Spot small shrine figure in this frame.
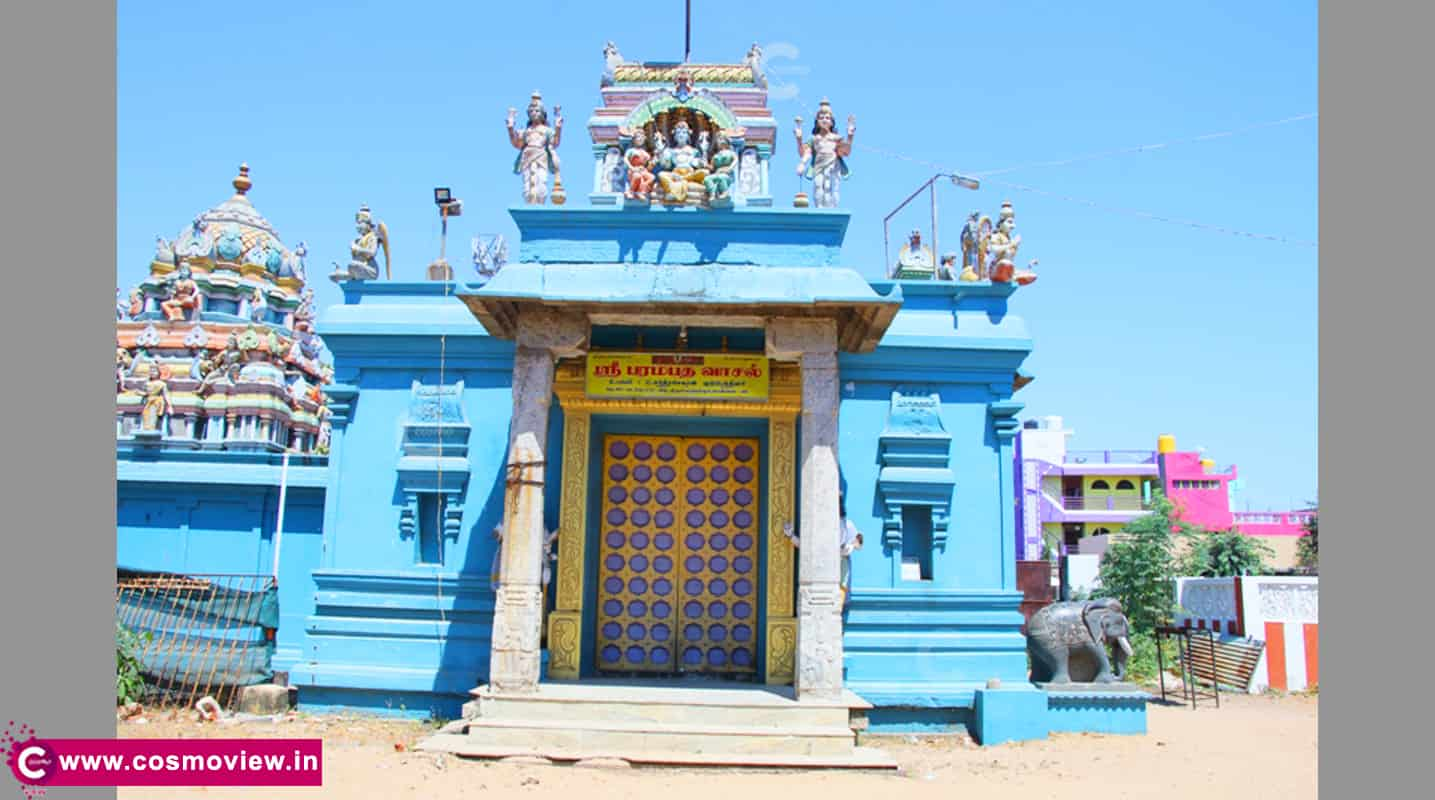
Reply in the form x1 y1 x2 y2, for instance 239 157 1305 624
782 491 864 607
175 216 210 262
249 287 269 323
116 347 133 391
745 42 767 89
622 128 656 201
795 99 855 209
314 413 332 456
655 120 709 204
188 351 213 382
939 253 960 281
127 288 145 319
160 265 200 322
959 212 987 279
116 288 125 320
138 364 172 433
293 288 317 333
154 235 175 268
279 241 308 283
330 205 390 282
600 41 625 87
601 146 625 193
703 132 739 206
985 201 1021 282
893 229 936 279
507 92 563 205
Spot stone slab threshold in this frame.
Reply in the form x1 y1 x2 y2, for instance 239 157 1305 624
417 734 899 770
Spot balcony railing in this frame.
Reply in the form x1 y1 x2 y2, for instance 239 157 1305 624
1061 495 1152 511
1064 450 1159 465
1234 511 1315 527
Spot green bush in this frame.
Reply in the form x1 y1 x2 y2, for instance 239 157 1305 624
116 623 150 705
1182 529 1274 577
1096 490 1194 636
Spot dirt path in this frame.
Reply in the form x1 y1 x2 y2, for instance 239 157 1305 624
118 691 1316 799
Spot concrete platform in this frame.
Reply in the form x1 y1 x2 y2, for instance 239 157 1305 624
417 678 896 769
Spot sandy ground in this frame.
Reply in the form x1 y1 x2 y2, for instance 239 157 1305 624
117 691 1316 799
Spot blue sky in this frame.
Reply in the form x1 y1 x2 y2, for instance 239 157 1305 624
117 1 1317 510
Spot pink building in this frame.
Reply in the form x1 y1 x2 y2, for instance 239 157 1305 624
1016 421 1314 571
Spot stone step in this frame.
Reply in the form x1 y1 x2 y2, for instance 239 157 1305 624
437 717 859 758
473 691 854 729
418 734 898 769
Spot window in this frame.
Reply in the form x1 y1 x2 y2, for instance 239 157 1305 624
1090 479 1111 491
416 494 443 565
1115 479 1135 490
900 506 933 581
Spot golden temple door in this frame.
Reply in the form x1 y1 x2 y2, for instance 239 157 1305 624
595 434 761 676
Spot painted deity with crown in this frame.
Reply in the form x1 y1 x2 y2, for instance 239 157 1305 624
795 99 855 208
507 92 565 205
655 120 710 205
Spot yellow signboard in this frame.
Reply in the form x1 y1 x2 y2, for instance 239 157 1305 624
585 353 770 401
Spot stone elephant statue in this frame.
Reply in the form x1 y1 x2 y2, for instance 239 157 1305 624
1027 598 1134 684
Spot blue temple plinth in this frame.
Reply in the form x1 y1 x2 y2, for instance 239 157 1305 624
1042 684 1150 735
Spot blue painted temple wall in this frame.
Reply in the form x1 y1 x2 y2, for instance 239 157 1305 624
116 473 325 674
116 276 1032 721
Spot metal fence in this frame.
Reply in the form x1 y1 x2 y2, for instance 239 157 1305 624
115 570 278 708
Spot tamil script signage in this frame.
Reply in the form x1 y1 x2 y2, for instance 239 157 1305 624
585 353 770 401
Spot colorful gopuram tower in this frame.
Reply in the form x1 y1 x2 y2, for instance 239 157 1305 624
116 164 332 453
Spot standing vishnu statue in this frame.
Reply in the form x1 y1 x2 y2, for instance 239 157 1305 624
795 98 855 208
507 92 564 205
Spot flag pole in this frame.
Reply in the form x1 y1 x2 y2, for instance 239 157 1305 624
684 0 692 62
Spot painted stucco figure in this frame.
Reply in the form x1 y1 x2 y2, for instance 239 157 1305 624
893 230 935 279
507 92 563 205
655 120 709 204
703 132 738 205
985 201 1021 282
331 205 390 282
161 266 200 322
138 364 172 433
622 128 656 201
795 99 854 209
1026 599 1133 684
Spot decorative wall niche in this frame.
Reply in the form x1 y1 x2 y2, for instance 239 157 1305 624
395 381 470 564
877 388 956 579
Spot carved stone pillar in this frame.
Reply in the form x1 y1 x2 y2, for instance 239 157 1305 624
488 311 586 694
768 318 843 701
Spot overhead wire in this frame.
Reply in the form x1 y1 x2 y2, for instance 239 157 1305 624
859 112 1318 248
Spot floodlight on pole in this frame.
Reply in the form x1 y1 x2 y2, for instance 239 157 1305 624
430 187 464 281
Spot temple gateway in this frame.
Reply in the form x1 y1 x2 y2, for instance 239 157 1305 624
116 44 1145 765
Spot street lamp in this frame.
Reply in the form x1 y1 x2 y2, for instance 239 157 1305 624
429 187 464 280
882 172 980 277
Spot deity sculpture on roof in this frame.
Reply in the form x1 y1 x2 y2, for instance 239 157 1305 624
161 265 200 322
215 224 245 264
893 229 936 279
507 92 564 205
138 364 172 433
279 241 308 282
703 132 738 206
655 120 710 205
984 201 1021 282
795 99 855 208
622 128 656 202
175 216 210 262
331 205 390 282
960 211 987 280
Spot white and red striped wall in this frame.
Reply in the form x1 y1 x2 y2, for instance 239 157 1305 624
1175 576 1318 692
